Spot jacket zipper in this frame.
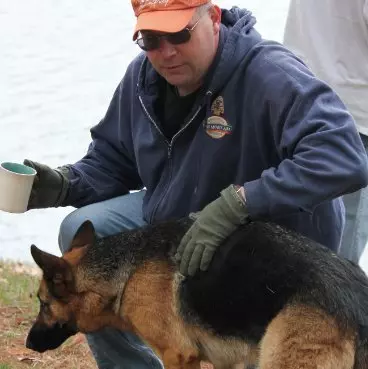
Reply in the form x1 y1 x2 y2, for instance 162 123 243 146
138 95 203 222
139 95 202 158
138 95 171 150
169 105 202 156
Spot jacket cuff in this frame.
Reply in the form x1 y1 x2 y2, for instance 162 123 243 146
54 166 71 207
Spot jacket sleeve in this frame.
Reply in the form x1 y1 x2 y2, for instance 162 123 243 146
63 74 143 208
243 45 368 218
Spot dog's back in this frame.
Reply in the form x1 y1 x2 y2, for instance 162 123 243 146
178 221 368 337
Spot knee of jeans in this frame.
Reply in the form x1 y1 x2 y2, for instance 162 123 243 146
58 209 87 254
58 193 147 255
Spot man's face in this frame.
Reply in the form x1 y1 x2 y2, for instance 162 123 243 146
144 6 221 96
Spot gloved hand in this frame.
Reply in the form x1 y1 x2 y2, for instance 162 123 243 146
23 159 70 210
175 184 249 276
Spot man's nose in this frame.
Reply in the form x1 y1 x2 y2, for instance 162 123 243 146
158 39 178 58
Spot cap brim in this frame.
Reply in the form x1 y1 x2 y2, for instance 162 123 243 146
133 8 196 41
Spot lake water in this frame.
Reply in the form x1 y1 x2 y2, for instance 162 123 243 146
1 0 367 272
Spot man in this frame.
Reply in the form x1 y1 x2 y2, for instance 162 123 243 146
283 0 368 263
24 0 368 368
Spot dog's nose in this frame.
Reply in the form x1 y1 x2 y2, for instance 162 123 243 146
25 335 48 353
25 328 47 353
25 336 35 351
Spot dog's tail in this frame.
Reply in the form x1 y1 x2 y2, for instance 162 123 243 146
353 326 368 369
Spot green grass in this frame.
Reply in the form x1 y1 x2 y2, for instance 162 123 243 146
0 363 14 369
0 261 39 314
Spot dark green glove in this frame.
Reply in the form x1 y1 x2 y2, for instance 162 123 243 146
23 159 70 210
175 184 249 276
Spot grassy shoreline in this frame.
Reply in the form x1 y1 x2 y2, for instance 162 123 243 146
0 260 96 369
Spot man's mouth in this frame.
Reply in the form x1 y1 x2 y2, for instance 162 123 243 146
164 65 183 70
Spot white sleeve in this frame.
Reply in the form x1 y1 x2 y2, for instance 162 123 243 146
364 0 368 25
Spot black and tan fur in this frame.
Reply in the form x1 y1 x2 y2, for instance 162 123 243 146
26 218 368 369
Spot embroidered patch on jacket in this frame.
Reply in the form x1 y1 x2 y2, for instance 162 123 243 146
204 96 232 139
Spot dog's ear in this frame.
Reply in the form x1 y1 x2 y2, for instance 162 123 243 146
30 245 74 298
71 220 96 249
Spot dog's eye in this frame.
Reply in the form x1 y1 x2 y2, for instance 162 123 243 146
40 301 50 310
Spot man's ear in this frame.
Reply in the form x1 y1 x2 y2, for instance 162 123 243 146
30 245 74 298
70 220 96 249
211 5 221 34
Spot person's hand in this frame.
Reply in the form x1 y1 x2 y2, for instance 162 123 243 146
23 159 70 210
175 185 249 276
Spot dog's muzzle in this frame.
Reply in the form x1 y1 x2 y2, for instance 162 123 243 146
26 321 78 353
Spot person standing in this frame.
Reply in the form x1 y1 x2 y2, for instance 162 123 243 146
284 0 368 263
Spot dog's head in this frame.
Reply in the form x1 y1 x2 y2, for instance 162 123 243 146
26 221 120 353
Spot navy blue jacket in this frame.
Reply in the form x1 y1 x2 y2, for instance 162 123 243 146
64 8 368 252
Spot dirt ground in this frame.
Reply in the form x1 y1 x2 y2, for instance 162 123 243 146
0 305 97 369
0 261 96 369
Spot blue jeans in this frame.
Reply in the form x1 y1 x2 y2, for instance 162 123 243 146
339 133 368 263
58 191 163 369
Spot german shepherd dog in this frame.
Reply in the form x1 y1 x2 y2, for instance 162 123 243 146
26 218 368 369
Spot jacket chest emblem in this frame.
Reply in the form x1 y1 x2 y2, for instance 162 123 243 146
204 96 233 139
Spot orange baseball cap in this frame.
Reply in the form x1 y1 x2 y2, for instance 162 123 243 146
132 0 210 40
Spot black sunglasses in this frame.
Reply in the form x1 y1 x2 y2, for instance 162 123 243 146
135 17 202 51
